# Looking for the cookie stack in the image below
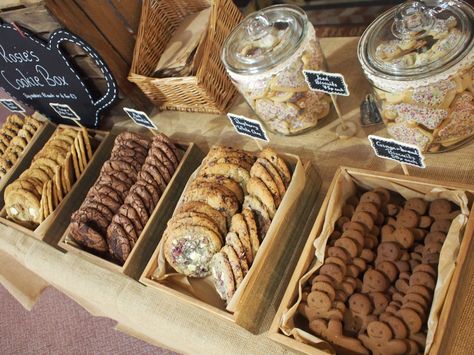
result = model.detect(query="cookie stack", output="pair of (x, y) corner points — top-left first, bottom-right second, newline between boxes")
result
(299, 188), (460, 354)
(70, 132), (180, 264)
(0, 115), (43, 178)
(4, 126), (92, 226)
(162, 145), (292, 303)
(211, 149), (292, 303)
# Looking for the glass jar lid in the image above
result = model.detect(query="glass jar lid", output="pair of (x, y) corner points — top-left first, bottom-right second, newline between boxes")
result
(359, 0), (474, 80)
(222, 4), (307, 75)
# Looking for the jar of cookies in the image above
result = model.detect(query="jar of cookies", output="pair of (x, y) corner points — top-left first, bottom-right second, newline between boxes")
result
(221, 5), (330, 136)
(358, 0), (474, 152)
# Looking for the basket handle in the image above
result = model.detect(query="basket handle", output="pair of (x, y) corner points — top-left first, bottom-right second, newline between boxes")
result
(48, 29), (118, 113)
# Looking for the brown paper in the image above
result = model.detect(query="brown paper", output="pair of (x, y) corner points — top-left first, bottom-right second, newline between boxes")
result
(151, 152), (305, 315)
(153, 8), (211, 78)
(280, 169), (470, 354)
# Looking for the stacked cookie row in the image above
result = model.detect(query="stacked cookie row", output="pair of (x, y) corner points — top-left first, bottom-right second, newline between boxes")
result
(0, 115), (43, 178)
(70, 132), (180, 265)
(5, 126), (92, 227)
(299, 188), (459, 354)
(211, 149), (292, 303)
(162, 145), (292, 303)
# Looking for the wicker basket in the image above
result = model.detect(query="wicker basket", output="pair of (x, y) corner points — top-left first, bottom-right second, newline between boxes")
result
(128, 0), (243, 114)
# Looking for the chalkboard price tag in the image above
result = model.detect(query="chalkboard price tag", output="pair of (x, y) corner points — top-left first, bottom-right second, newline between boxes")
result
(0, 99), (25, 113)
(227, 113), (268, 142)
(368, 135), (425, 168)
(123, 108), (157, 130)
(50, 103), (80, 120)
(303, 70), (350, 96)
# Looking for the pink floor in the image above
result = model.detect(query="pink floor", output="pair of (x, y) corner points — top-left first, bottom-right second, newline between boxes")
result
(0, 285), (176, 354)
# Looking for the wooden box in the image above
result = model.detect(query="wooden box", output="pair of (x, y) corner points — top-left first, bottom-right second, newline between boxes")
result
(0, 125), (113, 245)
(140, 153), (321, 333)
(0, 117), (56, 209)
(269, 166), (474, 354)
(59, 141), (203, 280)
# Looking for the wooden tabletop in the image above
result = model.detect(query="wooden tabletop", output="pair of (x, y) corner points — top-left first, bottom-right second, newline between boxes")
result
(1, 37), (474, 354)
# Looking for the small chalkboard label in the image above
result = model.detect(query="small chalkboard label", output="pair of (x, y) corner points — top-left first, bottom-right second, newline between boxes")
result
(50, 103), (80, 120)
(0, 99), (25, 113)
(227, 113), (268, 142)
(303, 70), (350, 96)
(123, 108), (157, 130)
(368, 135), (425, 168)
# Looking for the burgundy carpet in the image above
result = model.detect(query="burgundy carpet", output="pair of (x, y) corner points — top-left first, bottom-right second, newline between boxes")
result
(0, 285), (176, 354)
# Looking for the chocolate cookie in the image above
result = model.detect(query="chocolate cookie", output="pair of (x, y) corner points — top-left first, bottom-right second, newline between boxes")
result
(119, 203), (144, 236)
(106, 221), (131, 263)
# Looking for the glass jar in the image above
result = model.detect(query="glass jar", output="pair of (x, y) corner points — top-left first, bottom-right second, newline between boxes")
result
(358, 0), (474, 153)
(221, 5), (330, 136)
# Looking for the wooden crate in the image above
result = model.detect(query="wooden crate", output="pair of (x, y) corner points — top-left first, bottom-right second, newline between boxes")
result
(44, 0), (150, 110)
(268, 166), (474, 354)
(140, 154), (321, 333)
(0, 116), (56, 209)
(59, 141), (204, 280)
(0, 125), (113, 245)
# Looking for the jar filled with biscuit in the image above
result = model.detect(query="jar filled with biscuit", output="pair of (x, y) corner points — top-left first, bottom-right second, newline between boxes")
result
(358, 0), (474, 152)
(221, 5), (330, 136)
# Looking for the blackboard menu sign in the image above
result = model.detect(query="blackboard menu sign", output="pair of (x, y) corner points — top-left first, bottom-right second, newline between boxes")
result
(227, 113), (268, 142)
(0, 98), (24, 113)
(123, 107), (157, 130)
(0, 23), (118, 127)
(303, 70), (350, 96)
(369, 135), (425, 168)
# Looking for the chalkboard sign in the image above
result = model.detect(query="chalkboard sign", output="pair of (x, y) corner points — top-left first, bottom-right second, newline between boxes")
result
(123, 107), (157, 130)
(0, 98), (24, 113)
(303, 70), (350, 96)
(368, 135), (425, 168)
(227, 113), (268, 142)
(0, 23), (118, 127)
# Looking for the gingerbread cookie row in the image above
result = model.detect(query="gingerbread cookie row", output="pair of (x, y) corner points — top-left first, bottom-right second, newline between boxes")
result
(0, 114), (43, 178)
(5, 126), (92, 227)
(298, 187), (460, 354)
(69, 132), (180, 265)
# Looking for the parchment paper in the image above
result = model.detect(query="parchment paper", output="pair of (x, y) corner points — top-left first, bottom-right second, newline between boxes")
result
(280, 169), (470, 354)
(151, 152), (305, 313)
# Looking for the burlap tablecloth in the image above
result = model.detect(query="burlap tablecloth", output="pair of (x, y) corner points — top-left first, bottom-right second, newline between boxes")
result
(1, 38), (473, 354)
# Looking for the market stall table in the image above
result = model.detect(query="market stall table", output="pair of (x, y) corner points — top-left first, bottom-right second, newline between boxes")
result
(1, 37), (473, 354)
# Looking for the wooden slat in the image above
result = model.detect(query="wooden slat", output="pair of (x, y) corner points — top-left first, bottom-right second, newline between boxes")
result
(74, 0), (136, 65)
(45, 0), (149, 110)
(108, 0), (141, 35)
